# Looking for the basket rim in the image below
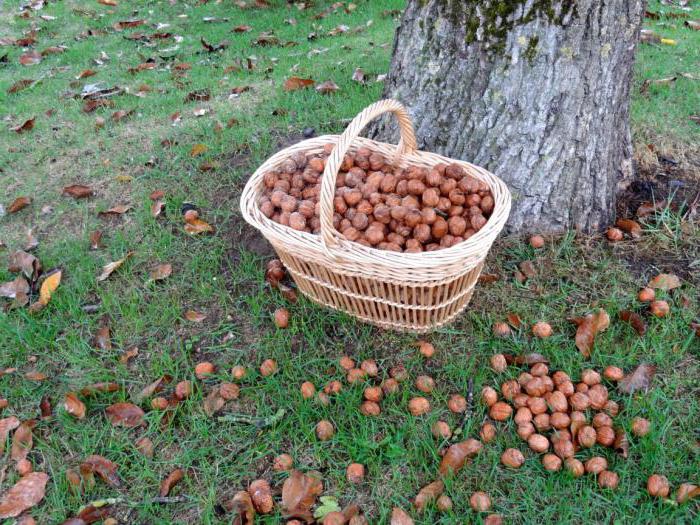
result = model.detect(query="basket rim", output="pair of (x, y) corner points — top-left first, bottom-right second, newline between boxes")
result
(240, 134), (511, 271)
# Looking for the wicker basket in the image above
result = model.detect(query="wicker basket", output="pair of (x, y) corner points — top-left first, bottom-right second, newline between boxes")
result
(240, 99), (511, 333)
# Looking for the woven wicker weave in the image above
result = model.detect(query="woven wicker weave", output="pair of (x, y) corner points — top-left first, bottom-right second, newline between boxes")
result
(240, 99), (511, 332)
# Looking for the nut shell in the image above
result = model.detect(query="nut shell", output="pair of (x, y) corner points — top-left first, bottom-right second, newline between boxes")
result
(501, 448), (525, 468)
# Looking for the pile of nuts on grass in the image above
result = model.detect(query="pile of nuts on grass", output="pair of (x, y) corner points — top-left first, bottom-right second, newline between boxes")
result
(483, 357), (635, 488)
(257, 143), (495, 252)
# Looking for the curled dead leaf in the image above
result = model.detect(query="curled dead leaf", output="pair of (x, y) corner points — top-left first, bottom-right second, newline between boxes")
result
(190, 143), (208, 157)
(281, 470), (323, 521)
(414, 480), (443, 511)
(572, 309), (610, 358)
(10, 118), (35, 134)
(97, 252), (134, 281)
(63, 392), (86, 419)
(8, 79), (35, 94)
(648, 273), (681, 291)
(230, 491), (255, 525)
(8, 250), (41, 282)
(284, 76), (314, 91)
(19, 51), (42, 66)
(8, 196), (31, 213)
(89, 230), (103, 250)
(11, 420), (35, 462)
(615, 218), (642, 238)
(105, 402), (145, 427)
(0, 417), (21, 454)
(62, 184), (94, 199)
(618, 363), (656, 394)
(184, 310), (207, 322)
(133, 375), (171, 403)
(315, 80), (340, 94)
(613, 428), (629, 458)
(184, 218), (215, 234)
(151, 199), (165, 218)
(159, 468), (184, 497)
(0, 277), (29, 299)
(135, 436), (154, 458)
(619, 310), (647, 335)
(439, 439), (482, 475)
(80, 382), (119, 396)
(0, 472), (48, 519)
(92, 325), (111, 351)
(82, 455), (121, 487)
(149, 263), (172, 281)
(29, 269), (61, 312)
(98, 204), (131, 216)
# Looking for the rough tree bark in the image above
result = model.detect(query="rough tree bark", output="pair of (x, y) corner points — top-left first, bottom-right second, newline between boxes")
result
(369, 0), (645, 233)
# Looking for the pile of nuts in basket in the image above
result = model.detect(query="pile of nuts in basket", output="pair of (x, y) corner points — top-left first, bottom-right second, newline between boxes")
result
(257, 143), (494, 253)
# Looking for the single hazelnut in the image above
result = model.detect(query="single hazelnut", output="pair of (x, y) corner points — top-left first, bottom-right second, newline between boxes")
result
(408, 397), (430, 416)
(364, 386), (383, 403)
(585, 456), (608, 475)
(260, 359), (278, 377)
(490, 354), (507, 372)
(529, 235), (545, 249)
(592, 412), (613, 429)
(273, 454), (293, 471)
(231, 366), (246, 381)
(346, 463), (365, 483)
(530, 362), (549, 377)
(518, 372), (534, 387)
(360, 359), (378, 377)
(581, 369), (602, 386)
(606, 227), (623, 241)
(533, 413), (551, 432)
(324, 380), (342, 395)
(631, 417), (651, 437)
(195, 361), (215, 379)
(598, 470), (620, 489)
(448, 394), (467, 413)
(274, 308), (290, 328)
(489, 401), (512, 421)
(315, 420), (334, 441)
(501, 448), (525, 468)
(300, 381), (315, 399)
(647, 474), (670, 497)
(470, 491), (491, 512)
(547, 391), (568, 413)
(557, 381), (575, 397)
(480, 422), (497, 443)
(649, 300), (670, 318)
(415, 375), (435, 393)
(596, 426), (615, 447)
(436, 495), (453, 512)
(525, 378), (546, 397)
(550, 412), (570, 430)
(150, 397), (168, 410)
(604, 400), (620, 416)
(492, 322), (512, 338)
(381, 378), (400, 395)
(637, 287), (655, 302)
(481, 386), (499, 407)
(565, 458), (585, 478)
(175, 381), (192, 400)
(501, 380), (521, 400)
(515, 407), (533, 426)
(419, 341), (435, 358)
(347, 368), (367, 383)
(553, 439), (575, 459)
(528, 397), (548, 415)
(588, 384), (609, 410)
(542, 453), (562, 472)
(576, 383), (589, 394)
(513, 393), (529, 409)
(432, 420), (452, 440)
(577, 425), (597, 448)
(532, 322), (553, 338)
(339, 356), (355, 370)
(528, 434), (550, 453)
(569, 392), (590, 411)
(219, 383), (240, 400)
(603, 366), (624, 381)
(552, 371), (571, 385)
(676, 483), (699, 503)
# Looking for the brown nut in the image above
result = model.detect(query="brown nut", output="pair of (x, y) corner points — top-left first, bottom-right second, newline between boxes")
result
(273, 453), (294, 471)
(408, 397), (430, 416)
(448, 394), (467, 413)
(550, 412), (570, 430)
(480, 422), (497, 443)
(432, 420), (452, 440)
(515, 407), (533, 426)
(596, 426), (615, 447)
(592, 412), (613, 429)
(637, 287), (655, 302)
(565, 458), (585, 478)
(547, 391), (568, 413)
(470, 491), (491, 512)
(501, 448), (525, 468)
(517, 423), (536, 441)
(528, 397), (548, 415)
(598, 470), (619, 489)
(300, 381), (315, 399)
(533, 413), (551, 432)
(631, 417), (651, 437)
(360, 401), (381, 416)
(481, 386), (498, 407)
(501, 380), (521, 400)
(525, 378), (547, 397)
(528, 433), (550, 453)
(542, 453), (562, 472)
(415, 375), (435, 393)
(649, 300), (670, 318)
(577, 425), (597, 448)
(315, 420), (334, 441)
(585, 456), (608, 475)
(581, 369), (602, 386)
(553, 439), (575, 459)
(364, 386), (383, 403)
(647, 474), (670, 498)
(530, 363), (549, 377)
(532, 322), (553, 338)
(490, 354), (507, 372)
(603, 366), (624, 381)
(489, 401), (512, 421)
(569, 392), (590, 411)
(346, 463), (365, 483)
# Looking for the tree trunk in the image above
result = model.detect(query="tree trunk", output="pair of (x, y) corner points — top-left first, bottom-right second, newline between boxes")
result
(369, 0), (645, 233)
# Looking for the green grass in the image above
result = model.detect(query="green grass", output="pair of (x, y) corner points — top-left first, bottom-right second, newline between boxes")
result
(1, 0), (699, 523)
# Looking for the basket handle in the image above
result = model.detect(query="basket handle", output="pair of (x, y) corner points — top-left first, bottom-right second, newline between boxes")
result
(319, 99), (417, 254)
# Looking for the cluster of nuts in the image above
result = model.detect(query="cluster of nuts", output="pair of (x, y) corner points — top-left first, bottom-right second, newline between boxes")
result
(482, 357), (642, 489)
(637, 286), (670, 318)
(257, 143), (495, 252)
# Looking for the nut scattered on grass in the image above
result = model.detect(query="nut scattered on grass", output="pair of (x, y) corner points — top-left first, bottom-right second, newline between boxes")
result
(489, 401), (513, 421)
(502, 380), (521, 399)
(577, 426), (597, 448)
(492, 322), (512, 338)
(469, 491), (491, 512)
(273, 307), (290, 328)
(484, 514), (503, 525)
(260, 359), (278, 377)
(364, 386), (383, 403)
(339, 356), (355, 371)
(346, 463), (365, 483)
(432, 420), (452, 440)
(501, 448), (525, 468)
(481, 386), (498, 407)
(151, 397), (169, 410)
(581, 369), (601, 386)
(408, 397), (430, 416)
(598, 470), (619, 489)
(389, 365), (408, 382)
(490, 353), (507, 372)
(231, 365), (247, 380)
(436, 495), (453, 512)
(360, 401), (381, 416)
(415, 375), (435, 393)
(565, 458), (585, 478)
(418, 341), (436, 358)
(517, 423), (535, 441)
(324, 380), (342, 395)
(649, 300), (670, 318)
(676, 483), (699, 503)
(195, 361), (215, 379)
(175, 380), (192, 400)
(273, 454), (293, 471)
(542, 453), (562, 471)
(631, 417), (651, 437)
(316, 392), (330, 406)
(532, 321), (553, 338)
(585, 457), (607, 475)
(527, 434), (549, 453)
(592, 412), (613, 429)
(219, 382), (240, 400)
(480, 422), (497, 443)
(16, 459), (32, 476)
(529, 235), (545, 249)
(647, 474), (670, 498)
(381, 378), (400, 395)
(606, 227), (623, 241)
(315, 420), (334, 441)
(360, 359), (378, 377)
(603, 366), (624, 381)
(447, 394), (467, 413)
(530, 362), (549, 377)
(515, 407), (533, 426)
(637, 287), (655, 302)
(300, 381), (315, 399)
(596, 426), (615, 447)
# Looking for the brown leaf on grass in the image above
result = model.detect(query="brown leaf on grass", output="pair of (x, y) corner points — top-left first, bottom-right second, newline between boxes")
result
(248, 479), (273, 514)
(105, 402), (145, 427)
(640, 76), (677, 95)
(119, 346), (139, 364)
(190, 143), (208, 157)
(351, 67), (366, 83)
(149, 190), (165, 201)
(111, 109), (134, 122)
(615, 218), (642, 238)
(113, 19), (146, 30)
(571, 309), (610, 358)
(505, 353), (549, 365)
(19, 51), (41, 66)
(8, 197), (31, 213)
(97, 252), (134, 281)
(199, 161), (220, 172)
(11, 420), (35, 462)
(135, 436), (154, 458)
(283, 76), (315, 91)
(252, 31), (279, 46)
(200, 37), (229, 52)
(315, 80), (340, 94)
(0, 417), (21, 454)
(230, 491), (255, 525)
(278, 283), (297, 303)
(619, 310), (647, 335)
(390, 507), (414, 525)
(159, 468), (184, 497)
(232, 24), (252, 32)
(685, 20), (700, 30)
(184, 89), (210, 102)
(83, 99), (114, 113)
(184, 310), (207, 322)
(62, 184), (94, 198)
(281, 470), (323, 521)
(24, 371), (47, 381)
(151, 199), (165, 218)
(83, 455), (121, 487)
(76, 69), (97, 79)
(414, 480), (443, 511)
(203, 387), (226, 417)
(0, 472), (49, 519)
(648, 273), (681, 290)
(98, 204), (132, 217)
(507, 313), (523, 328)
(0, 277), (29, 299)
(613, 428), (629, 458)
(80, 382), (119, 396)
(41, 46), (67, 56)
(40, 396), (52, 419)
(133, 375), (171, 403)
(618, 363), (656, 394)
(518, 260), (536, 279)
(477, 273), (499, 283)
(637, 200), (666, 218)
(184, 218), (215, 234)
(150, 263), (172, 281)
(8, 79), (35, 94)
(33, 269), (61, 309)
(439, 438), (482, 475)
(64, 392), (86, 419)
(92, 325), (112, 350)
(89, 230), (103, 250)
(8, 250), (41, 282)
(25, 228), (39, 252)
(10, 118), (35, 134)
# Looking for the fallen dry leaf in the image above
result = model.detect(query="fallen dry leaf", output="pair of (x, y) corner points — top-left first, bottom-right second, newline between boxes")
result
(507, 313), (523, 329)
(283, 76), (314, 91)
(619, 310), (647, 335)
(0, 472), (49, 519)
(24, 371), (47, 381)
(190, 143), (208, 157)
(0, 417), (21, 454)
(151, 199), (165, 218)
(120, 346), (139, 364)
(8, 79), (35, 94)
(77, 69), (97, 79)
(184, 310), (207, 322)
(685, 20), (700, 30)
(230, 491), (256, 525)
(62, 184), (94, 199)
(19, 51), (42, 66)
(40, 396), (52, 419)
(82, 455), (121, 487)
(11, 420), (35, 462)
(93, 325), (112, 350)
(10, 118), (35, 134)
(184, 218), (215, 234)
(351, 67), (366, 83)
(8, 197), (31, 213)
(414, 480), (443, 511)
(615, 218), (642, 238)
(159, 468), (184, 497)
(281, 470), (323, 521)
(89, 230), (103, 250)
(133, 375), (171, 403)
(32, 269), (61, 310)
(572, 309), (610, 358)
(135, 436), (154, 458)
(637, 200), (666, 218)
(105, 402), (145, 427)
(439, 438), (482, 475)
(618, 363), (656, 394)
(150, 263), (172, 281)
(80, 382), (119, 396)
(505, 352), (549, 365)
(97, 251), (134, 281)
(203, 387), (226, 417)
(390, 507), (414, 525)
(232, 24), (252, 32)
(648, 273), (681, 290)
(519, 260), (536, 279)
(614, 427), (629, 458)
(111, 109), (134, 122)
(63, 392), (86, 419)
(113, 19), (146, 30)
(83, 98), (114, 113)
(315, 80), (339, 94)
(0, 277), (29, 299)
(8, 250), (41, 282)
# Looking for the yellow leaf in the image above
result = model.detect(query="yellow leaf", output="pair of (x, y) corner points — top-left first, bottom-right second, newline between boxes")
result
(115, 175), (133, 183)
(98, 252), (134, 282)
(190, 143), (208, 157)
(39, 270), (61, 305)
(184, 218), (215, 234)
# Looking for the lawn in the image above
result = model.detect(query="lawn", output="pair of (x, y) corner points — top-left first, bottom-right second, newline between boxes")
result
(1, 0), (699, 523)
